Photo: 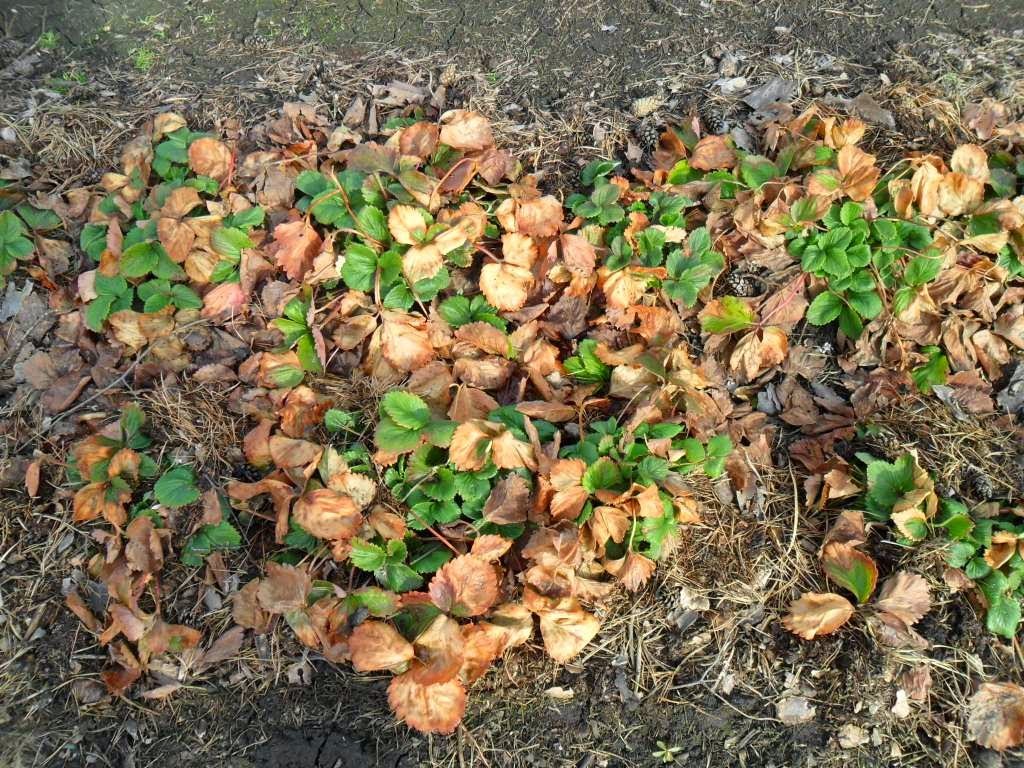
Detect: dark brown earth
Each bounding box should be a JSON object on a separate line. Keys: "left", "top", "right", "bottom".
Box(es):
{"left": 2, "top": 2, "right": 1024, "bottom": 767}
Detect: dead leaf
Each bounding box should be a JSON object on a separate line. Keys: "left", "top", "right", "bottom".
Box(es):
{"left": 483, "top": 474, "right": 531, "bottom": 524}
{"left": 782, "top": 592, "right": 855, "bottom": 639}
{"left": 292, "top": 489, "right": 361, "bottom": 541}
{"left": 188, "top": 137, "right": 233, "bottom": 182}
{"left": 439, "top": 110, "right": 493, "bottom": 151}
{"left": 387, "top": 672, "right": 466, "bottom": 734}
{"left": 874, "top": 571, "right": 930, "bottom": 628}
{"left": 968, "top": 682, "right": 1024, "bottom": 751}
{"left": 480, "top": 262, "right": 534, "bottom": 312}
{"left": 257, "top": 562, "right": 310, "bottom": 614}
{"left": 537, "top": 602, "right": 600, "bottom": 662}
{"left": 272, "top": 219, "right": 321, "bottom": 281}
{"left": 690, "top": 135, "right": 736, "bottom": 170}
{"left": 429, "top": 554, "right": 499, "bottom": 617}
{"left": 349, "top": 620, "right": 415, "bottom": 672}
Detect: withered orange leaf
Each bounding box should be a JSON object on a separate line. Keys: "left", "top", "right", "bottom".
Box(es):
{"left": 438, "top": 109, "right": 493, "bottom": 152}
{"left": 188, "top": 137, "right": 233, "bottom": 182}
{"left": 235, "top": 479, "right": 293, "bottom": 543}
{"left": 589, "top": 505, "right": 630, "bottom": 546}
{"left": 605, "top": 551, "right": 656, "bottom": 591}
{"left": 730, "top": 327, "right": 788, "bottom": 382}
{"left": 689, "top": 135, "right": 736, "bottom": 170}
{"left": 399, "top": 122, "right": 439, "bottom": 159}
{"left": 501, "top": 232, "right": 537, "bottom": 268}
{"left": 243, "top": 420, "right": 274, "bottom": 467}
{"left": 480, "top": 262, "right": 534, "bottom": 312}
{"left": 292, "top": 488, "right": 361, "bottom": 541}
{"left": 968, "top": 682, "right": 1024, "bottom": 751}
{"left": 449, "top": 420, "right": 499, "bottom": 471}
{"left": 232, "top": 579, "right": 271, "bottom": 633}
{"left": 349, "top": 620, "right": 415, "bottom": 672}
{"left": 65, "top": 589, "right": 101, "bottom": 632}
{"left": 387, "top": 672, "right": 466, "bottom": 734}
{"left": 428, "top": 554, "right": 499, "bottom": 618}
{"left": 409, "top": 614, "right": 464, "bottom": 684}
{"left": 138, "top": 619, "right": 202, "bottom": 663}
{"left": 549, "top": 459, "right": 588, "bottom": 521}
{"left": 458, "top": 623, "right": 506, "bottom": 683}
{"left": 201, "top": 282, "right": 247, "bottom": 319}
{"left": 782, "top": 592, "right": 855, "bottom": 639}
{"left": 560, "top": 234, "right": 596, "bottom": 277}
{"left": 101, "top": 665, "right": 142, "bottom": 696}
{"left": 484, "top": 603, "right": 534, "bottom": 650}
{"left": 537, "top": 603, "right": 600, "bottom": 662}
{"left": 516, "top": 401, "right": 575, "bottom": 422}
{"left": 471, "top": 534, "right": 514, "bottom": 562}
{"left": 490, "top": 429, "right": 537, "bottom": 471}
{"left": 268, "top": 435, "right": 322, "bottom": 469}
{"left": 515, "top": 196, "right": 562, "bottom": 237}
{"left": 380, "top": 311, "right": 434, "bottom": 372}
{"left": 272, "top": 219, "right": 321, "bottom": 281}
{"left": 454, "top": 321, "right": 509, "bottom": 357}
{"left": 73, "top": 482, "right": 128, "bottom": 527}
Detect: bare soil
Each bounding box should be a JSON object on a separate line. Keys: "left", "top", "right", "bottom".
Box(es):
{"left": 2, "top": 1, "right": 1024, "bottom": 767}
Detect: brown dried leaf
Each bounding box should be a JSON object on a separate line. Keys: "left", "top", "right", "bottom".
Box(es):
{"left": 516, "top": 401, "right": 576, "bottom": 422}
{"left": 537, "top": 603, "right": 600, "bottom": 662}
{"left": 349, "top": 620, "right": 415, "bottom": 672}
{"left": 782, "top": 592, "right": 855, "bottom": 639}
{"left": 689, "top": 135, "right": 736, "bottom": 170}
{"left": 272, "top": 219, "right": 322, "bottom": 281}
{"left": 483, "top": 473, "right": 531, "bottom": 524}
{"left": 428, "top": 554, "right": 499, "bottom": 617}
{"left": 188, "top": 137, "right": 233, "bottom": 182}
{"left": 257, "top": 562, "right": 311, "bottom": 614}
{"left": 470, "top": 534, "right": 514, "bottom": 562}
{"left": 560, "top": 233, "right": 596, "bottom": 277}
{"left": 968, "top": 682, "right": 1024, "bottom": 751}
{"left": 409, "top": 614, "right": 465, "bottom": 684}
{"left": 874, "top": 571, "right": 931, "bottom": 628}
{"left": 387, "top": 672, "right": 466, "bottom": 734}
{"left": 292, "top": 489, "right": 361, "bottom": 541}
{"left": 380, "top": 311, "right": 435, "bottom": 372}
{"left": 439, "top": 110, "right": 493, "bottom": 151}
{"left": 480, "top": 262, "right": 534, "bottom": 312}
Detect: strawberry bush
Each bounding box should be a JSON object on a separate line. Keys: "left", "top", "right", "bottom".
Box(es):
{"left": 8, "top": 99, "right": 1023, "bottom": 740}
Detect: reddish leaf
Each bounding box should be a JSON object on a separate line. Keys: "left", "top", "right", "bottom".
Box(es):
{"left": 272, "top": 219, "right": 321, "bottom": 281}
{"left": 387, "top": 672, "right": 466, "bottom": 734}
{"left": 428, "top": 554, "right": 499, "bottom": 618}
{"left": 782, "top": 592, "right": 855, "bottom": 639}
{"left": 292, "top": 489, "right": 361, "bottom": 541}
{"left": 349, "top": 620, "right": 415, "bottom": 672}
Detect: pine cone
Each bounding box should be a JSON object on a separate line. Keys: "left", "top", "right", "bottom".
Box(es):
{"left": 725, "top": 270, "right": 760, "bottom": 298}
{"left": 440, "top": 63, "right": 459, "bottom": 88}
{"left": 700, "top": 105, "right": 728, "bottom": 136}
{"left": 636, "top": 117, "right": 661, "bottom": 152}
{"left": 962, "top": 465, "right": 996, "bottom": 500}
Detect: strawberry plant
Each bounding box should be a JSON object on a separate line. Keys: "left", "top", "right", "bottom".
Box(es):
{"left": 37, "top": 103, "right": 1024, "bottom": 744}
{"left": 567, "top": 179, "right": 625, "bottom": 225}
{"left": 0, "top": 209, "right": 38, "bottom": 281}
{"left": 272, "top": 294, "right": 324, "bottom": 374}
{"left": 790, "top": 202, "right": 882, "bottom": 338}
{"left": 662, "top": 227, "right": 725, "bottom": 306}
